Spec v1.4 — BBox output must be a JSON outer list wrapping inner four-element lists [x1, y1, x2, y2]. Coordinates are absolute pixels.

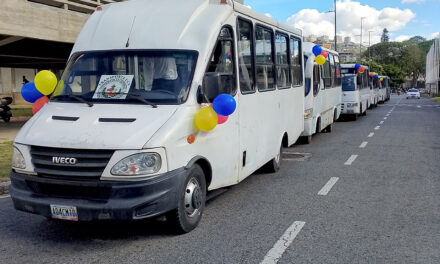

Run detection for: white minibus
[[10, 0, 304, 233], [340, 64, 370, 120], [377, 75, 387, 103], [380, 76, 390, 101], [368, 71, 379, 109], [301, 42, 341, 143]]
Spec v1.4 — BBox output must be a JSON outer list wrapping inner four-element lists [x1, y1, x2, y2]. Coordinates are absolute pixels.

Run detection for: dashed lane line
[[317, 177, 339, 196], [0, 195, 10, 199], [384, 117, 387, 120], [344, 155, 358, 165], [260, 221, 306, 264], [379, 121, 384, 124], [359, 141, 368, 148], [374, 126, 380, 130], [368, 132, 374, 138]]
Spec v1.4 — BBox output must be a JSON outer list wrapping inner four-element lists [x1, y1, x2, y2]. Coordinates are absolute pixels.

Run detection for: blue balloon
[[374, 75, 379, 79], [355, 63, 361, 70], [21, 82, 43, 103], [312, 45, 322, 56], [212, 94, 236, 116]]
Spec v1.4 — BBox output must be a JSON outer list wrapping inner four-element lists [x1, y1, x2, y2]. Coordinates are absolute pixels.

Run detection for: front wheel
[[265, 143, 282, 173], [325, 123, 333, 133], [166, 164, 206, 234]]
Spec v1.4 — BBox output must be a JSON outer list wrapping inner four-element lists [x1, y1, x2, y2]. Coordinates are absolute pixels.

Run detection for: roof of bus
[[303, 42, 338, 56], [340, 64, 369, 70], [378, 75, 389, 79], [72, 0, 302, 56]]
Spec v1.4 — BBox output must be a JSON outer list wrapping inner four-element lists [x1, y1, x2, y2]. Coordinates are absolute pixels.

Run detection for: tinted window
[[329, 53, 335, 87], [255, 26, 275, 91], [313, 65, 320, 96], [237, 19, 255, 93], [322, 55, 331, 88], [342, 75, 356, 91], [290, 37, 302, 86], [275, 33, 290, 88]]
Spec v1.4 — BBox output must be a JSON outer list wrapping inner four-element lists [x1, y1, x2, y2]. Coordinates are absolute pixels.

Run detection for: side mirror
[[202, 72, 222, 102]]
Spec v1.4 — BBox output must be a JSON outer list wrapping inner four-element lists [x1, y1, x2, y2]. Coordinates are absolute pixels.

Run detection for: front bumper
[[9, 168, 188, 221]]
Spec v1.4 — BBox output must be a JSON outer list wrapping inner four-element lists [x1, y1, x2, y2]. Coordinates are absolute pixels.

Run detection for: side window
[[237, 19, 255, 93], [334, 55, 341, 86], [313, 64, 320, 96], [356, 73, 362, 88], [290, 37, 302, 86], [275, 33, 290, 89], [329, 53, 335, 87], [207, 27, 236, 95], [362, 70, 368, 89], [255, 25, 275, 91], [322, 55, 331, 88]]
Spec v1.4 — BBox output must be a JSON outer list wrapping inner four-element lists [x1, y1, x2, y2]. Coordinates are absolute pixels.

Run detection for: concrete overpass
[[0, 0, 124, 102]]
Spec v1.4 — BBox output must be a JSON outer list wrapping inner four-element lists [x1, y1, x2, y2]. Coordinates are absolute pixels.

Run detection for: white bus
[[377, 75, 387, 103], [368, 71, 379, 109], [379, 75, 390, 101], [301, 42, 341, 143], [10, 0, 304, 233], [340, 64, 370, 120]]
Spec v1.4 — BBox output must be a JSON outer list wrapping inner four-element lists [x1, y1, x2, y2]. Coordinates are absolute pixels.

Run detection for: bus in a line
[[340, 64, 370, 120], [301, 42, 341, 144], [9, 0, 304, 233]]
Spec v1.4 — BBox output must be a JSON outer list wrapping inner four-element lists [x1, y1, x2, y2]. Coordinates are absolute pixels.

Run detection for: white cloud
[[430, 31, 440, 39], [395, 35, 411, 42], [286, 0, 416, 45], [264, 13, 272, 18], [401, 0, 425, 3]]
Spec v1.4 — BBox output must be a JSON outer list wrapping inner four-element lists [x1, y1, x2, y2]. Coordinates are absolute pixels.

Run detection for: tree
[[381, 28, 389, 43], [382, 64, 405, 88]]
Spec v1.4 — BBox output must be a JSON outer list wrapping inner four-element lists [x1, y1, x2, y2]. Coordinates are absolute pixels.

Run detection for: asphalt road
[[0, 95, 439, 263]]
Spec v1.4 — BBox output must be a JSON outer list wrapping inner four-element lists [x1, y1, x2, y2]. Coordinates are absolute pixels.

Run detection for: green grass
[[10, 105, 33, 117], [0, 141, 12, 182], [434, 97, 440, 103]]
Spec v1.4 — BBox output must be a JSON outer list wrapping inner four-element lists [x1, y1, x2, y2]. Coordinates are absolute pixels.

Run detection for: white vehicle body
[[406, 88, 421, 99], [10, 0, 304, 230], [340, 64, 370, 116], [377, 75, 387, 103], [301, 42, 341, 140], [380, 76, 390, 101]]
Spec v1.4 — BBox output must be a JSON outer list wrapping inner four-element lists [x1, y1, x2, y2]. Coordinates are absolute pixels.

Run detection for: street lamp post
[[360, 17, 366, 60], [325, 0, 337, 51], [368, 30, 374, 62]]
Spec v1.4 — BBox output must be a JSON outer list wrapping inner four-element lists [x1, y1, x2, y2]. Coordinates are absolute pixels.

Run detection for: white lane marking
[[368, 132, 374, 138], [0, 194, 10, 199], [317, 177, 339, 196], [374, 126, 380, 130], [384, 117, 387, 120], [261, 221, 306, 264], [359, 141, 368, 148], [344, 155, 358, 165], [417, 105, 421, 108], [379, 121, 384, 124], [386, 114, 390, 116]]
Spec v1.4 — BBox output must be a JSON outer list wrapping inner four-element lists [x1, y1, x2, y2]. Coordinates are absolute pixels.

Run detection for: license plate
[[50, 205, 78, 221]]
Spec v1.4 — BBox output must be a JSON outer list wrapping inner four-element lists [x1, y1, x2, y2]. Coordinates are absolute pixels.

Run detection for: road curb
[[0, 181, 10, 195]]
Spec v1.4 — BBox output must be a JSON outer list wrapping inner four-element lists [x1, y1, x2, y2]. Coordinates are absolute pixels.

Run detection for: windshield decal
[[93, 75, 134, 99]]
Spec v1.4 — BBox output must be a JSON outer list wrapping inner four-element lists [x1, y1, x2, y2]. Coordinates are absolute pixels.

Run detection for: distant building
[[344, 36, 351, 44], [339, 51, 359, 63], [318, 35, 330, 43], [426, 37, 440, 96], [336, 35, 343, 44]]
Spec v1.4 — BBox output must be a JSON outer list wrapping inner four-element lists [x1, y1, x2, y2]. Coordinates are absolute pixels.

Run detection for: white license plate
[[50, 205, 78, 221]]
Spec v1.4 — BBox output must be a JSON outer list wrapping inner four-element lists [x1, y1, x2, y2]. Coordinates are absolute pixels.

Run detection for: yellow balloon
[[35, 70, 58, 95], [380, 78, 383, 81], [194, 106, 218, 132], [315, 55, 326, 65], [52, 80, 64, 97]]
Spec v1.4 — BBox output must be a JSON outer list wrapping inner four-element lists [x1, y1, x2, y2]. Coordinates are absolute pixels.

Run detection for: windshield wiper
[[126, 95, 158, 108], [52, 94, 94, 107]]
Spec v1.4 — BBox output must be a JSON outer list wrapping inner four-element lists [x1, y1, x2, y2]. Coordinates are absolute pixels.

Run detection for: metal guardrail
[[29, 0, 126, 14]]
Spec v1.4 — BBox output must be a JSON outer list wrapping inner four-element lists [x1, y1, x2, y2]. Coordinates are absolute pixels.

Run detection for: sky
[[244, 0, 440, 44]]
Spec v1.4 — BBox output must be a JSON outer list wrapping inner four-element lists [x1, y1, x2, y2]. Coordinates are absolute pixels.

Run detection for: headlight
[[304, 108, 313, 119], [347, 103, 358, 107], [12, 147, 26, 169], [111, 153, 161, 176]]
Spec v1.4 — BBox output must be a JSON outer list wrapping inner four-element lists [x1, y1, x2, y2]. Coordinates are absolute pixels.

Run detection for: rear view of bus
[[340, 64, 370, 120], [301, 43, 341, 143]]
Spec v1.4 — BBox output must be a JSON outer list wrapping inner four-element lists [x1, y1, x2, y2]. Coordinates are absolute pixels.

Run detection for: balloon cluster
[[21, 70, 58, 114], [194, 94, 236, 132], [355, 63, 365, 74], [369, 72, 379, 80], [312, 45, 327, 66]]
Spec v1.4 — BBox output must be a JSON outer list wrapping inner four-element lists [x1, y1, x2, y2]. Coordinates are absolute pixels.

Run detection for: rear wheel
[[352, 114, 357, 121], [166, 164, 206, 234], [265, 143, 282, 173], [302, 135, 312, 144], [325, 123, 333, 133]]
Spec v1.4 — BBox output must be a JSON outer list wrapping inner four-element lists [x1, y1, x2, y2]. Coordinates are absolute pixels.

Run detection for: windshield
[[52, 50, 198, 104], [342, 75, 356, 91], [408, 89, 418, 92]]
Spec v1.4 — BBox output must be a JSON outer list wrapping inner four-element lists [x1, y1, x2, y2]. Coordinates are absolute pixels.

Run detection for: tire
[[326, 123, 333, 133], [352, 114, 357, 121], [302, 135, 312, 144], [2, 116, 10, 122], [265, 143, 282, 173], [362, 108, 367, 116], [166, 164, 206, 234]]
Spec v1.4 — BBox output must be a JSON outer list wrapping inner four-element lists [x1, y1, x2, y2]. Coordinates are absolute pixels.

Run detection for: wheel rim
[[274, 147, 281, 165], [184, 177, 202, 218]]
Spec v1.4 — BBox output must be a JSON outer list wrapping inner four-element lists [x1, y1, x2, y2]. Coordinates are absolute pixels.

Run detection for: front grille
[[30, 146, 114, 180]]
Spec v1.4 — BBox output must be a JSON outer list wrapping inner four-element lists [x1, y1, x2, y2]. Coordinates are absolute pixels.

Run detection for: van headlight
[[111, 153, 161, 176], [12, 147, 26, 169], [304, 108, 313, 119]]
